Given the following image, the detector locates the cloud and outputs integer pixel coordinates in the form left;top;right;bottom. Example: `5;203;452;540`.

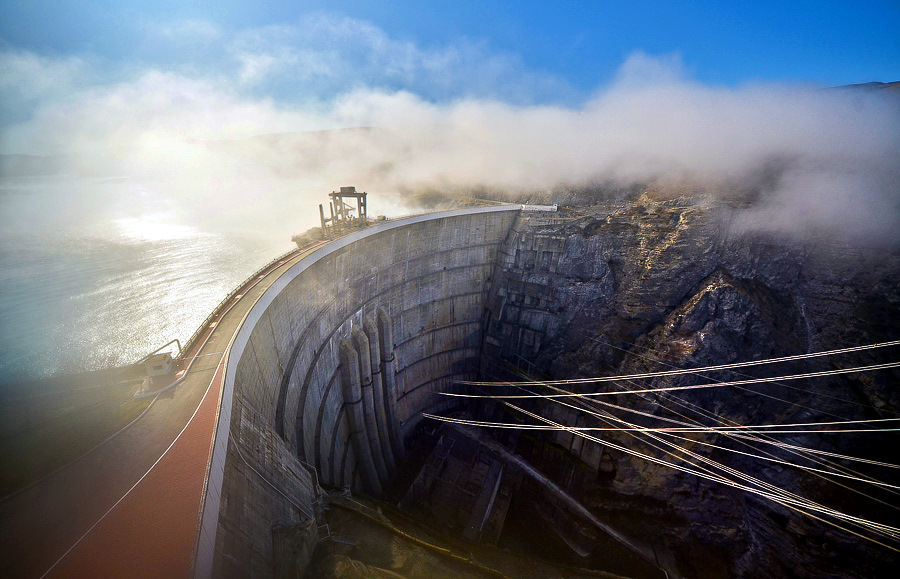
2;70;309;154
227;13;572;103
148;18;222;41
737;166;899;237
611;51;689;90
1;17;898;245
0;50;88;122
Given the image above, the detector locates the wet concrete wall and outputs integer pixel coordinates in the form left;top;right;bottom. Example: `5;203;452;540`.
196;206;520;578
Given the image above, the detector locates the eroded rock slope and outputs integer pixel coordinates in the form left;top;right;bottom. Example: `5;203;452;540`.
481;194;900;578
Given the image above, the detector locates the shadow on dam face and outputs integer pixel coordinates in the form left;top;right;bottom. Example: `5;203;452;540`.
196;207;519;574
192;205;667;578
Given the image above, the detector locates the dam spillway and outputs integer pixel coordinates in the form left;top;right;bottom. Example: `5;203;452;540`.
196;206;525;577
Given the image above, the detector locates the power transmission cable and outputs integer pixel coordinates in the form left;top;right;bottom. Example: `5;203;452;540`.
446;361;900;399
481;398;900;546
641;380;900;499
489;379;900;469
424;412;900;434
535;368;900;529
470;365;900;541
483;364;898;527
507;357;900;507
478;377;900;477
649;430;900;490
443;373;900;506
491;370;900;495
458;339;900;387
460;324;900;523
464;404;900;493
589;339;900;498
440;352;896;550
515;390;900;541
472;347;900;502
506;374;900;491
587;334;900;418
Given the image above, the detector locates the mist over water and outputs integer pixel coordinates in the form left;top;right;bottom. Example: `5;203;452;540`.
0;175;293;383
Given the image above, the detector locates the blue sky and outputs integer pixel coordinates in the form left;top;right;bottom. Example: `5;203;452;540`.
2;1;898;98
1;0;898;149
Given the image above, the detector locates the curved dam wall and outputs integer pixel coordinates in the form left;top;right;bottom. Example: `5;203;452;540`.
196;206;521;578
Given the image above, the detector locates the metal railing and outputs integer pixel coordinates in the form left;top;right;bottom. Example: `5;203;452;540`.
133;338;182;367
179;242;323;359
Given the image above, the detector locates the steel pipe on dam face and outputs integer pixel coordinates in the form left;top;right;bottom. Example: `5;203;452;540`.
195;206;520;578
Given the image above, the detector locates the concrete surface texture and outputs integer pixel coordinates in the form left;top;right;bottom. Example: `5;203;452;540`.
198;207;521;578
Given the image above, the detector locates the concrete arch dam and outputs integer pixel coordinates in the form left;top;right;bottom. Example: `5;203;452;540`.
197;206;529;577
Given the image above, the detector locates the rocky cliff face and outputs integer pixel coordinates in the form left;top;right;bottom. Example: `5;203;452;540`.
482;194;900;578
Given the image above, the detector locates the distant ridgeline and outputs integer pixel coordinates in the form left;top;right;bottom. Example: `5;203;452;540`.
830;80;900;94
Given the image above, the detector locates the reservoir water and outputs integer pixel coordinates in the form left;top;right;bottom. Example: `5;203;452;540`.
0;175;294;384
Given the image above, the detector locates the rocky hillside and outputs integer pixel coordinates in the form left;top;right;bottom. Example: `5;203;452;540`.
482;193;900;578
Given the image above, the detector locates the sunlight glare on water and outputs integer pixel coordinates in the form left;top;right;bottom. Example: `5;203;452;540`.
114;215;200;242
0;176;293;384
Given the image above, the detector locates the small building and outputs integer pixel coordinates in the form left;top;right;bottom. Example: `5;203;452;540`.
143;352;175;377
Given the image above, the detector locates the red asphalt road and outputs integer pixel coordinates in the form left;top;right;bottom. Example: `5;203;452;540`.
0;240;328;579
45;359;225;578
